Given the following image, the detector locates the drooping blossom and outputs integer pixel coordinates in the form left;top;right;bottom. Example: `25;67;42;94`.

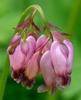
8;35;36;83
9;44;26;82
38;51;56;94
50;37;74;87
7;10;74;95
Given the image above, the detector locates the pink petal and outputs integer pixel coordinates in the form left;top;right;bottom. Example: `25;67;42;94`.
25;52;40;80
64;39;74;73
51;41;67;77
37;84;48;93
25;36;36;62
59;43;69;58
27;36;36;51
9;45;25;71
36;35;46;49
20;39;29;56
36;37;50;52
40;51;55;86
43;39;52;52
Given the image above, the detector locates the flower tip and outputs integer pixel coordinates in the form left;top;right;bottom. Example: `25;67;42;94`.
57;84;64;90
26;85;33;90
7;46;15;55
66;74;71;87
47;85;56;95
37;84;47;93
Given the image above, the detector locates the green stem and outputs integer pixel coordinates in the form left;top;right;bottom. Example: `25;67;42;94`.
34;5;52;39
67;0;81;33
15;4;52;39
0;55;10;100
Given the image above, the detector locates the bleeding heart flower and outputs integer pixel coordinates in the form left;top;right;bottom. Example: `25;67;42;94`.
50;39;74;86
9;44;26;82
38;51;57;94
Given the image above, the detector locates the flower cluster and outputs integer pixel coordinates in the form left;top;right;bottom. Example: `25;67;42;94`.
7;14;74;95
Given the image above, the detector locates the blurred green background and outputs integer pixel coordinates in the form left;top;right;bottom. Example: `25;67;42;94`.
0;0;81;100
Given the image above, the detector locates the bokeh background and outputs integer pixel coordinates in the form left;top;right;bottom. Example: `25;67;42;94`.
0;0;81;100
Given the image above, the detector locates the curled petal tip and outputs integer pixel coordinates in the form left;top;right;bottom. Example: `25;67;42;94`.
57;84;64;90
47;85;56;95
16;73;23;83
66;74;71;87
26;79;36;90
7;46;15;55
37;84;47;93
26;85;33;90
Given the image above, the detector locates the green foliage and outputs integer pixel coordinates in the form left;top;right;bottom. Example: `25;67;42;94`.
0;0;81;100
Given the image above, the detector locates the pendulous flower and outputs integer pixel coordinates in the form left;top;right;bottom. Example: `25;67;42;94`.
50;38;74;87
7;8;74;95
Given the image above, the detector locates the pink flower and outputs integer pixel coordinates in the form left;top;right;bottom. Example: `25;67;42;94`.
38;50;63;94
38;51;56;94
8;35;36;83
7;13;74;95
50;39;74;86
9;44;26;82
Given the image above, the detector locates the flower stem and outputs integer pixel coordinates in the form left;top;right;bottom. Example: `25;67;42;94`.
34;5;53;40
0;55;10;100
15;4;52;40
